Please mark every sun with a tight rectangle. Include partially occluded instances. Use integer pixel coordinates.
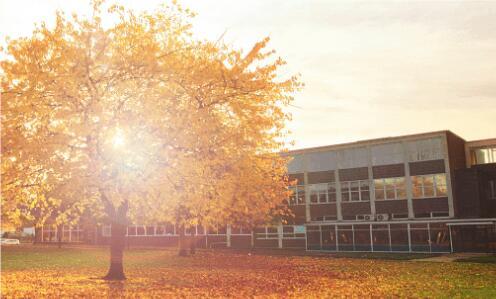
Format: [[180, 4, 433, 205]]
[[112, 129, 126, 148]]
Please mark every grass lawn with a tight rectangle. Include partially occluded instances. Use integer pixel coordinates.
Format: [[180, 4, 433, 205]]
[[2, 245, 496, 298]]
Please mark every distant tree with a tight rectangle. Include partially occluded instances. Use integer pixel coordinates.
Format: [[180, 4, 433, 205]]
[[1, 0, 299, 280]]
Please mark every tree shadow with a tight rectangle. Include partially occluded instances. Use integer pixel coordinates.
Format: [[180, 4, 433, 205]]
[[104, 280, 126, 297]]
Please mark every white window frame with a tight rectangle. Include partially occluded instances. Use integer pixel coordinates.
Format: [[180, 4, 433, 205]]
[[309, 183, 336, 204], [256, 226, 279, 239], [412, 173, 447, 199], [374, 177, 407, 201], [289, 185, 306, 206], [282, 225, 306, 239], [341, 180, 370, 202]]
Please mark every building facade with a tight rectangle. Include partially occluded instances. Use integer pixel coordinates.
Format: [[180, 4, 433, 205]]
[[40, 130, 496, 252]]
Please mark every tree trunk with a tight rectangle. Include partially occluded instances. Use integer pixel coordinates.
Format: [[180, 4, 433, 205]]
[[178, 225, 187, 256], [103, 221, 127, 280], [190, 228, 196, 255], [34, 226, 43, 244], [57, 224, 63, 248]]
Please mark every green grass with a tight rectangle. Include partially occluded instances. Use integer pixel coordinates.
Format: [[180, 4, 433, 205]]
[[2, 245, 496, 298]]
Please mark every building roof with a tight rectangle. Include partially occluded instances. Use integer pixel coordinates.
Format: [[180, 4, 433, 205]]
[[286, 130, 461, 156]]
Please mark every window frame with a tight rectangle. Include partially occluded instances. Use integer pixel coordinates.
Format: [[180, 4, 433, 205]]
[[374, 177, 407, 201], [309, 183, 336, 204], [340, 180, 370, 202], [288, 185, 306, 206], [412, 173, 448, 199]]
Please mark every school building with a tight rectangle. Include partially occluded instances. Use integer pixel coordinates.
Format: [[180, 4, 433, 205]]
[[40, 130, 496, 253]]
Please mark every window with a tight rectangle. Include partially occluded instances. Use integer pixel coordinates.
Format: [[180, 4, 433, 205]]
[[341, 180, 370, 202], [146, 226, 155, 236], [102, 225, 111, 237], [231, 226, 250, 235], [471, 147, 496, 165], [282, 226, 306, 239], [309, 183, 336, 204], [255, 227, 278, 239], [374, 177, 406, 200], [412, 174, 447, 198], [289, 185, 305, 205]]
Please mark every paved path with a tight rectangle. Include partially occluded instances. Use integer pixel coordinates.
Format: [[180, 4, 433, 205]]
[[414, 253, 490, 262]]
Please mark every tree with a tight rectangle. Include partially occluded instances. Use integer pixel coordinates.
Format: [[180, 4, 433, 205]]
[[1, 0, 300, 280]]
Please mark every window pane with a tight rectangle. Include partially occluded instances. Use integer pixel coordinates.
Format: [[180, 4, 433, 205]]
[[436, 185, 448, 197], [342, 190, 350, 202], [328, 192, 337, 202], [319, 192, 327, 203], [411, 176, 422, 187], [374, 179, 384, 189], [423, 176, 434, 187], [435, 174, 446, 187], [412, 186, 423, 198], [361, 190, 370, 201], [156, 226, 165, 235], [386, 188, 395, 199], [375, 188, 385, 200], [351, 191, 360, 201], [146, 226, 155, 235], [328, 184, 336, 193], [350, 181, 359, 191], [397, 188, 406, 199], [360, 180, 369, 191], [310, 194, 318, 203], [424, 186, 434, 197]]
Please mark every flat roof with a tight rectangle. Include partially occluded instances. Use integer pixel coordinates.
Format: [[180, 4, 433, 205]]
[[287, 130, 459, 155]]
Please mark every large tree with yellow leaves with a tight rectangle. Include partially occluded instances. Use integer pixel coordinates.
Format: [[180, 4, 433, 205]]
[[1, 1, 299, 280]]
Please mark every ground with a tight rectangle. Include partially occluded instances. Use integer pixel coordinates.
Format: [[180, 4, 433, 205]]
[[1, 245, 496, 298]]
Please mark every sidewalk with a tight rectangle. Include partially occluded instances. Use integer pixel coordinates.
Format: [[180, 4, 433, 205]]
[[413, 252, 491, 262]]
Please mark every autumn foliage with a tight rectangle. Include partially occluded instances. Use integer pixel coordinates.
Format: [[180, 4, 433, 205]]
[[1, 0, 300, 279]]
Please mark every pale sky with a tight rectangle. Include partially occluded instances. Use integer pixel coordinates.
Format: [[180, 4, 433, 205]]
[[1, 0, 495, 149]]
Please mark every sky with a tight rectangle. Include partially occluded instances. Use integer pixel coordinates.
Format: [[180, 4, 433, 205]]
[[1, 0, 495, 149]]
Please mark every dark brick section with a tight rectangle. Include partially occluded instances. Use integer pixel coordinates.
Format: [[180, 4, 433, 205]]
[[372, 164, 405, 179], [375, 200, 408, 214], [341, 202, 371, 220], [446, 131, 468, 217], [409, 159, 445, 176], [310, 204, 337, 218], [289, 173, 305, 185], [307, 170, 335, 184], [231, 236, 252, 248], [454, 164, 496, 218], [254, 239, 278, 248], [282, 239, 306, 248], [446, 132, 467, 171], [338, 167, 369, 181], [288, 206, 307, 224], [412, 198, 449, 215]]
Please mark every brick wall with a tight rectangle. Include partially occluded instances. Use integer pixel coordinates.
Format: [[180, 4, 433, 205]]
[[310, 204, 337, 218], [409, 159, 445, 175], [412, 198, 449, 215], [307, 170, 335, 184], [372, 164, 405, 179], [375, 200, 408, 214], [341, 202, 371, 220], [338, 167, 369, 181]]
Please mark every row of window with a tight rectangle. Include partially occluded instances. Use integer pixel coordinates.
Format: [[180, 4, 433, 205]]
[[289, 173, 448, 205], [102, 225, 233, 237], [102, 225, 304, 239]]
